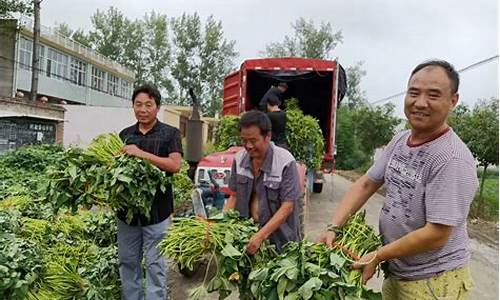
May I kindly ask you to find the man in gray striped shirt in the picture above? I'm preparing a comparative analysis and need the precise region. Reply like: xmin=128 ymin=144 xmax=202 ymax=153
xmin=320 ymin=60 xmax=478 ymax=299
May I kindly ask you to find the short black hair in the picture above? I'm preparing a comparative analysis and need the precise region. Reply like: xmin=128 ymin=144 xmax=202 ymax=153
xmin=132 ymin=84 xmax=161 ymax=106
xmin=239 ymin=110 xmax=271 ymax=136
xmin=267 ymin=96 xmax=281 ymax=106
xmin=410 ymin=60 xmax=460 ymax=94
xmin=278 ymin=82 xmax=288 ymax=89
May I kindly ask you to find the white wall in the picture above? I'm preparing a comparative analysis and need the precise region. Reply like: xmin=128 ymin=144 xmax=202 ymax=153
xmin=63 ymin=105 xmax=136 ymax=147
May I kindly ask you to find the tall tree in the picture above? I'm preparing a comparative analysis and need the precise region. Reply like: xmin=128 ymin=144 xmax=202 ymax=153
xmin=199 ymin=16 xmax=237 ymax=116
xmin=169 ymin=13 xmax=203 ymax=106
xmin=169 ymin=13 xmax=237 ymax=115
xmin=345 ymin=61 xmax=367 ymax=109
xmin=0 ymin=0 xmax=32 ymax=17
xmin=261 ymin=17 xmax=342 ymax=59
xmin=87 ymin=7 xmax=138 ymax=66
xmin=449 ymin=98 xmax=499 ymax=212
xmin=53 ymin=23 xmax=91 ymax=47
xmin=141 ymin=11 xmax=172 ymax=91
xmin=352 ymin=103 xmax=401 ymax=156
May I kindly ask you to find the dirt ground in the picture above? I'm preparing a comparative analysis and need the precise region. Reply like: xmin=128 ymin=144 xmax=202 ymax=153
xmin=167 ymin=173 xmax=499 ymax=300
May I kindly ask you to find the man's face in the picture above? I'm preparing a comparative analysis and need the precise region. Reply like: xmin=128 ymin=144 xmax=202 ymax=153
xmin=133 ymin=92 xmax=160 ymax=125
xmin=240 ymin=125 xmax=271 ymax=159
xmin=404 ymin=66 xmax=458 ymax=133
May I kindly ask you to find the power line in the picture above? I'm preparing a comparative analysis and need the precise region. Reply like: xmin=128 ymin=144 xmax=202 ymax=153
xmin=370 ymin=55 xmax=499 ymax=105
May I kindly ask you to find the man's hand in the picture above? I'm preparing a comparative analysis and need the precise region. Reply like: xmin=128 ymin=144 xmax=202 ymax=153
xmin=246 ymin=233 xmax=265 ymax=255
xmin=122 ymin=145 xmax=147 ymax=159
xmin=317 ymin=230 xmax=337 ymax=248
xmin=352 ymin=250 xmax=381 ymax=284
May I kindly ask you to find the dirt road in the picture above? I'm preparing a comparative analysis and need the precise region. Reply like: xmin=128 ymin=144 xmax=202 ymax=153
xmin=168 ymin=174 xmax=499 ymax=299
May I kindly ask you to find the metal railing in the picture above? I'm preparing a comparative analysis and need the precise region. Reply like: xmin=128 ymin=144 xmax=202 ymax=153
xmin=19 ymin=16 xmax=135 ymax=79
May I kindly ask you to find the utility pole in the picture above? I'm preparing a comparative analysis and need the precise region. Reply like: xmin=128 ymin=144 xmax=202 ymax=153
xmin=30 ymin=0 xmax=41 ymax=101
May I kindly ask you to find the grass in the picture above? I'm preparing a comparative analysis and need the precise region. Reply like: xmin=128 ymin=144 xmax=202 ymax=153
xmin=471 ymin=167 xmax=499 ymax=220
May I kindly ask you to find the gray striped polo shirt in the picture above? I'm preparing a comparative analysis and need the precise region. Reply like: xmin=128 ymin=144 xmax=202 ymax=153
xmin=367 ymin=128 xmax=478 ymax=280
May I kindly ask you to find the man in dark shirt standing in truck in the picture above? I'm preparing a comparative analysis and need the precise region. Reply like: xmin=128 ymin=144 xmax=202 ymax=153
xmin=118 ymin=84 xmax=183 ymax=300
xmin=266 ymin=96 xmax=288 ymax=149
xmin=258 ymin=82 xmax=288 ymax=112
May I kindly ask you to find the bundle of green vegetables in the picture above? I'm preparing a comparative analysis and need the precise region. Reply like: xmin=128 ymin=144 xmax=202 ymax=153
xmin=159 ymin=211 xmax=277 ymax=299
xmin=248 ymin=211 xmax=382 ymax=300
xmin=44 ymin=133 xmax=171 ymax=223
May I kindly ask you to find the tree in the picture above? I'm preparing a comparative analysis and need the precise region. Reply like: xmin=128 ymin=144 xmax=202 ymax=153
xmin=352 ymin=103 xmax=401 ymax=156
xmin=345 ymin=61 xmax=367 ymax=109
xmin=261 ymin=17 xmax=342 ymax=59
xmin=449 ymin=98 xmax=499 ymax=212
xmin=87 ymin=7 xmax=136 ymax=64
xmin=169 ymin=13 xmax=203 ymax=106
xmin=169 ymin=13 xmax=237 ymax=115
xmin=335 ymin=106 xmax=367 ymax=170
xmin=141 ymin=11 xmax=173 ymax=91
xmin=199 ymin=16 xmax=237 ymax=116
xmin=0 ymin=0 xmax=32 ymax=17
xmin=53 ymin=23 xmax=91 ymax=47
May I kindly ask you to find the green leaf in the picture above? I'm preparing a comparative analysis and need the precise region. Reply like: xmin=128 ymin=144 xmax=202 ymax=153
xmin=221 ymin=244 xmax=241 ymax=257
xmin=297 ymin=277 xmax=322 ymax=300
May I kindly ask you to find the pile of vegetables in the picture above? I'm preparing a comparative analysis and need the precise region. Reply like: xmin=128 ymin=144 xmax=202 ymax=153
xmin=248 ymin=211 xmax=381 ymax=300
xmin=44 ymin=133 xmax=171 ymax=223
xmin=0 ymin=194 xmax=120 ymax=300
xmin=161 ymin=211 xmax=381 ymax=300
xmin=213 ymin=100 xmax=325 ymax=170
xmin=0 ymin=141 xmax=195 ymax=299
xmin=0 ymin=144 xmax=64 ymax=199
xmin=159 ymin=211 xmax=277 ymax=299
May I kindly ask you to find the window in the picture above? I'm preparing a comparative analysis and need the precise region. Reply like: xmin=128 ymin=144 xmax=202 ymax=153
xmin=45 ymin=48 xmax=68 ymax=80
xmin=107 ymin=74 xmax=119 ymax=96
xmin=91 ymin=66 xmax=106 ymax=92
xmin=19 ymin=37 xmax=32 ymax=70
xmin=19 ymin=37 xmax=45 ymax=72
xmin=70 ymin=58 xmax=87 ymax=86
xmin=121 ymin=79 xmax=132 ymax=98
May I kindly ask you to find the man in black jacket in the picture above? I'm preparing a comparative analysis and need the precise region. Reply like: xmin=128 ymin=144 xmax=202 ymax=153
xmin=258 ymin=82 xmax=288 ymax=112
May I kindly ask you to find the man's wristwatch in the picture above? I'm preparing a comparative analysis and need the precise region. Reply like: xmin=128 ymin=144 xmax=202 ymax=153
xmin=326 ymin=223 xmax=342 ymax=235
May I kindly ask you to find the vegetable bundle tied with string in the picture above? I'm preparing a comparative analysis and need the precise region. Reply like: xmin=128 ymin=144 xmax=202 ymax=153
xmin=44 ymin=133 xmax=171 ymax=223
xmin=248 ymin=211 xmax=382 ymax=300
xmin=159 ymin=211 xmax=277 ymax=300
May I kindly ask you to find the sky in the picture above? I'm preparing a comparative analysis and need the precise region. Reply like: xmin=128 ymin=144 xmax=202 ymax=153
xmin=39 ymin=0 xmax=499 ymax=116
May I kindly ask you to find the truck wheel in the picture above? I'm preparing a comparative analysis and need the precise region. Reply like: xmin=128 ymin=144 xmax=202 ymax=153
xmin=313 ymin=182 xmax=323 ymax=193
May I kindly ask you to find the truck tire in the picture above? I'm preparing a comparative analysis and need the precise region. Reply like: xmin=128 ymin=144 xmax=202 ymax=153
xmin=313 ymin=182 xmax=323 ymax=193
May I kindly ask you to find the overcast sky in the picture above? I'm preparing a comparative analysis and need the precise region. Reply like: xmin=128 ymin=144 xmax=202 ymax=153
xmin=39 ymin=0 xmax=499 ymax=116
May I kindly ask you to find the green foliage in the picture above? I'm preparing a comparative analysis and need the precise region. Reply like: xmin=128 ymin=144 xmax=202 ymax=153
xmin=345 ymin=61 xmax=368 ymax=109
xmin=286 ymin=104 xmax=324 ymax=170
xmin=69 ymin=8 xmax=237 ymax=116
xmin=335 ymin=106 xmax=368 ymax=170
xmin=159 ymin=211 xmax=277 ymax=299
xmin=44 ymin=133 xmax=171 ymax=224
xmin=214 ymin=115 xmax=241 ymax=151
xmin=449 ymin=98 xmax=499 ymax=214
xmin=261 ymin=17 xmax=343 ymax=59
xmin=169 ymin=13 xmax=238 ymax=116
xmin=173 ymin=162 xmax=194 ymax=212
xmin=0 ymin=144 xmax=64 ymax=199
xmin=0 ymin=0 xmax=32 ymax=17
xmin=352 ymin=103 xmax=401 ymax=156
xmin=335 ymin=104 xmax=400 ymax=170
